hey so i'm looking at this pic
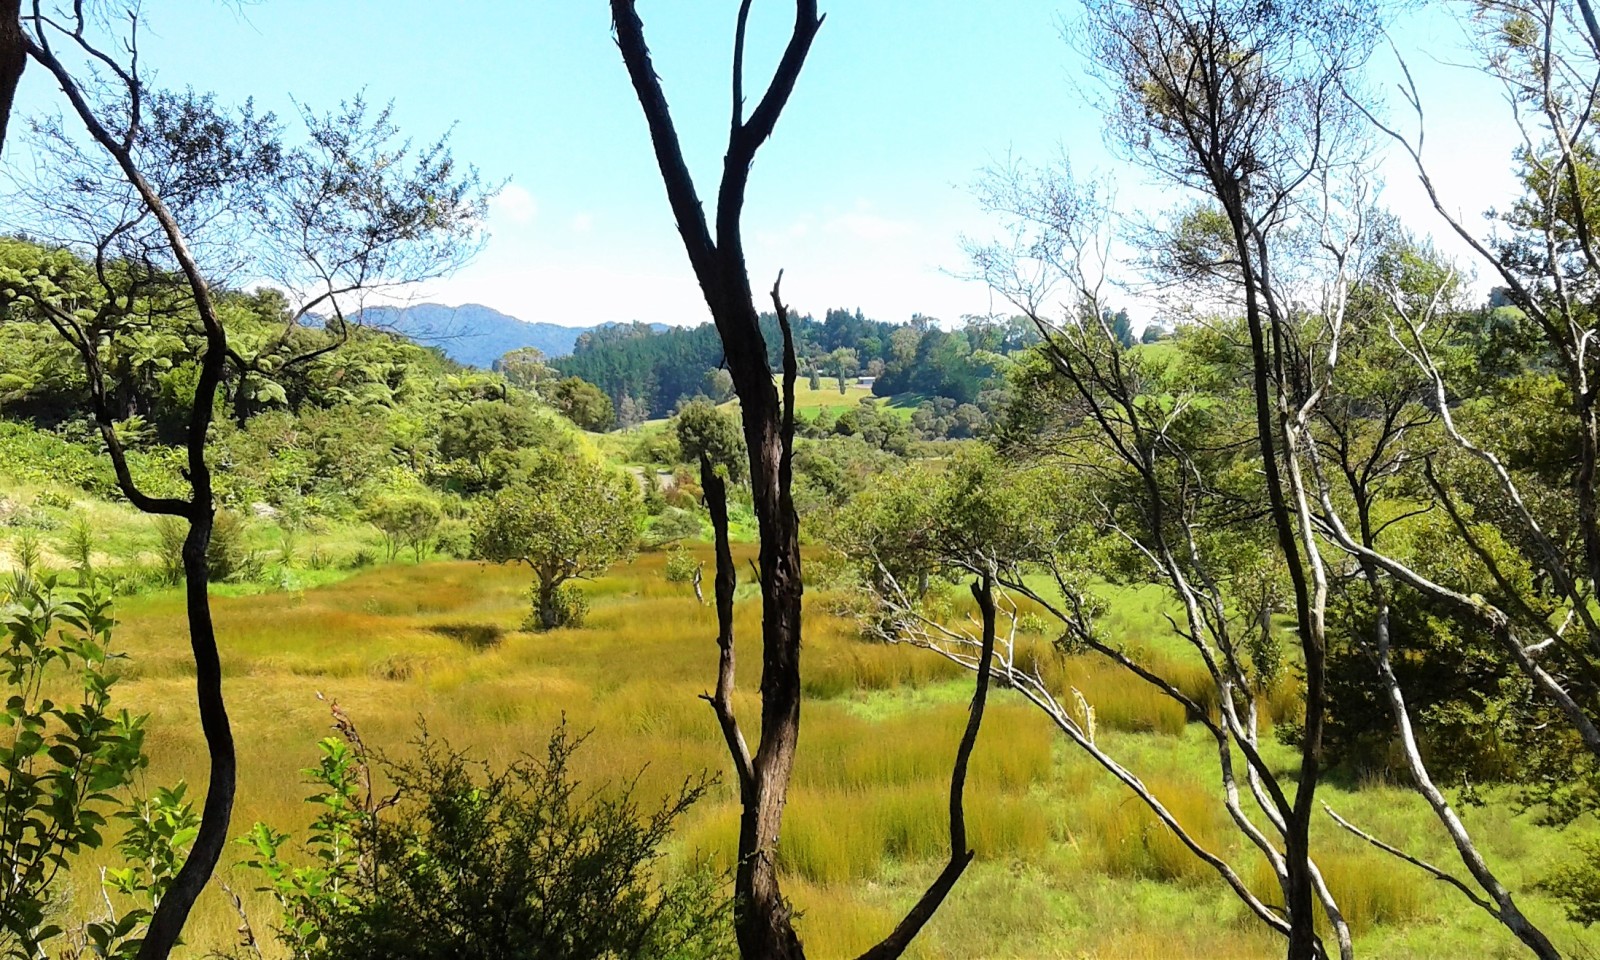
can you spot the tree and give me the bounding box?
[547,376,616,431]
[828,346,859,394]
[673,398,745,483]
[495,346,556,392]
[808,366,822,391]
[437,400,556,492]
[1072,2,1383,954]
[613,4,994,957]
[3,11,488,956]
[364,492,443,563]
[472,457,639,630]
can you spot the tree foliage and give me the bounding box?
[472,458,640,630]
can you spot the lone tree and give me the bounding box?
[613,3,996,957]
[0,9,488,957]
[472,457,640,630]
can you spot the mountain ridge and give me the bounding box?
[352,302,665,368]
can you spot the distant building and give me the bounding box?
[856,376,876,388]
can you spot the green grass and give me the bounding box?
[39,548,1600,959]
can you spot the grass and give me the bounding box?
[38,545,1600,959]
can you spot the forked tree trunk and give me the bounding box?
[615,5,987,958]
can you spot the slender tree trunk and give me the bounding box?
[140,511,235,959]
[0,0,22,159]
[1220,187,1324,960]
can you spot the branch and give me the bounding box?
[856,575,996,960]
[698,455,754,792]
[1322,804,1498,915]
[609,1,717,287]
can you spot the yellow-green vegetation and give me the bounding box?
[58,548,1600,959]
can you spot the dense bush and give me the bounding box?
[238,721,731,960]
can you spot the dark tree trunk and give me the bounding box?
[142,512,236,958]
[0,0,22,159]
[1219,184,1324,960]
[537,578,561,631]
[616,6,981,957]
[611,5,817,955]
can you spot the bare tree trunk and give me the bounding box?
[1220,187,1325,960]
[611,4,817,954]
[145,512,235,959]
[616,6,984,957]
[0,0,20,159]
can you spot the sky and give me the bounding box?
[6,1,1525,330]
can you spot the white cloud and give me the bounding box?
[571,212,594,233]
[489,183,538,225]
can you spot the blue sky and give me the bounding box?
[8,1,1520,328]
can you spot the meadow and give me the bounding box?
[49,538,1600,959]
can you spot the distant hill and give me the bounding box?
[352,303,663,368]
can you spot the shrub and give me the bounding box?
[32,489,72,510]
[152,515,187,585]
[647,508,703,548]
[664,548,701,585]
[62,511,95,573]
[0,579,148,957]
[432,518,474,559]
[207,510,252,582]
[523,583,589,631]
[237,719,731,960]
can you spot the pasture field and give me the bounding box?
[54,549,1600,959]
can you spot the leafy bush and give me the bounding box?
[31,489,72,510]
[663,549,700,584]
[0,579,148,957]
[523,583,589,632]
[237,718,731,960]
[432,518,474,559]
[646,508,703,549]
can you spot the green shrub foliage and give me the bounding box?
[238,720,731,960]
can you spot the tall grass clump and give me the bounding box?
[1077,776,1226,885]
[1247,850,1427,937]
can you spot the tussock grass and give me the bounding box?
[50,545,1600,959]
[1076,774,1225,885]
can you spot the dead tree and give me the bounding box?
[613,3,990,956]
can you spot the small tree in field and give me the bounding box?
[364,493,443,563]
[472,458,640,630]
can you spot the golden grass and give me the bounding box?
[45,547,1599,959]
